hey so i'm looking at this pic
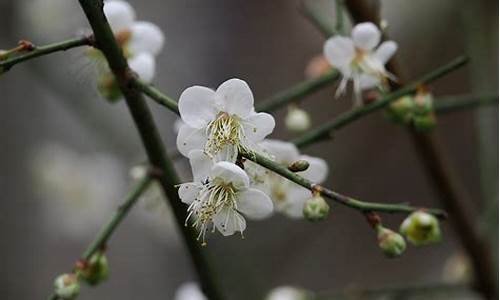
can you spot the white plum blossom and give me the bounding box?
[323,22,398,103]
[174,282,207,300]
[246,139,328,218]
[89,0,165,99]
[176,78,275,161]
[178,150,273,245]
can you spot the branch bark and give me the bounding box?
[76,1,223,299]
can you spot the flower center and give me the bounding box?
[186,181,238,245]
[205,112,244,155]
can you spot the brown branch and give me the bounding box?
[344,1,498,298]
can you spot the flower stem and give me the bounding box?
[0,36,92,73]
[76,1,223,299]
[335,0,346,34]
[256,69,339,113]
[240,148,447,218]
[291,56,469,148]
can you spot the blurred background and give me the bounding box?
[0,0,497,299]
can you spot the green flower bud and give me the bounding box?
[377,226,406,258]
[385,96,415,124]
[285,106,311,133]
[54,273,80,300]
[400,211,441,246]
[97,74,123,102]
[79,252,109,286]
[303,195,330,221]
[288,159,310,172]
[413,113,436,132]
[414,91,434,115]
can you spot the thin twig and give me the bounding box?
[76,1,223,299]
[435,93,498,114]
[132,78,179,114]
[240,148,447,218]
[292,56,468,148]
[335,0,345,34]
[0,36,93,73]
[256,69,339,113]
[48,176,153,300]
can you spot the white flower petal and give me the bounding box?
[259,139,300,164]
[237,188,273,220]
[176,125,207,157]
[174,283,207,300]
[213,144,238,163]
[352,22,381,50]
[188,150,213,182]
[359,73,380,90]
[128,21,165,56]
[178,86,218,129]
[213,207,246,236]
[104,0,136,32]
[129,52,155,82]
[215,78,254,118]
[375,40,398,64]
[279,185,310,219]
[242,112,275,143]
[178,182,202,205]
[323,36,356,72]
[210,161,249,190]
[297,155,329,183]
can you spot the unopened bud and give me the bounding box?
[385,96,414,124]
[285,106,311,133]
[288,159,310,172]
[414,91,434,115]
[54,273,80,300]
[305,55,331,79]
[400,211,441,246]
[303,194,330,221]
[78,252,109,286]
[97,74,122,102]
[129,165,148,180]
[377,226,406,258]
[413,113,436,132]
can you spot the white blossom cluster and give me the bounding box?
[88,0,164,101]
[175,78,329,245]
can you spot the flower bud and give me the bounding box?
[414,91,434,115]
[54,273,80,300]
[305,55,331,79]
[288,159,310,172]
[78,252,109,286]
[285,106,311,133]
[376,226,406,258]
[413,113,436,132]
[97,74,122,102]
[385,96,414,124]
[400,211,441,246]
[303,195,330,221]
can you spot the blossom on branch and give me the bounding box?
[323,22,397,104]
[178,150,273,245]
[88,0,165,101]
[176,78,275,161]
[246,139,328,218]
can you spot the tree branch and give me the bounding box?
[342,1,498,298]
[256,69,339,113]
[76,1,223,299]
[132,79,179,114]
[435,93,498,114]
[240,148,446,218]
[291,56,468,148]
[0,36,92,73]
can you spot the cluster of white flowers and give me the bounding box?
[88,0,164,101]
[323,22,398,105]
[176,78,329,245]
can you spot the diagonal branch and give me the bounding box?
[291,56,468,148]
[76,1,223,299]
[0,36,93,73]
